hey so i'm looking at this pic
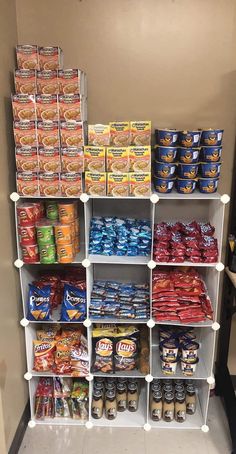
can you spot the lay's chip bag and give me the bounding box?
[60,284,86,321]
[27,284,51,320]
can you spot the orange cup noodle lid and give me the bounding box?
[58,69,81,95]
[107,173,129,197]
[88,124,110,146]
[38,148,61,173]
[37,70,59,95]
[85,171,106,196]
[13,121,37,147]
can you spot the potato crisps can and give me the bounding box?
[39,243,56,264]
[36,222,54,245]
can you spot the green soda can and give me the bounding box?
[46,201,58,221]
[36,221,54,246]
[39,244,56,264]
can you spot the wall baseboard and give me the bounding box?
[8,401,30,454]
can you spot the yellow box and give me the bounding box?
[85,172,106,196]
[109,121,130,147]
[129,146,151,172]
[88,124,110,146]
[130,121,151,146]
[107,173,129,197]
[84,146,105,172]
[129,172,151,197]
[106,147,129,173]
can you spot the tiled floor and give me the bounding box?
[19,397,232,454]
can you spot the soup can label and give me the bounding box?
[39,244,56,264]
[17,204,35,226]
[36,224,54,245]
[19,225,36,245]
[21,244,39,263]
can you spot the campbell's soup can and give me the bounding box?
[56,243,74,263]
[21,244,39,263]
[17,204,35,226]
[32,202,42,221]
[18,225,36,245]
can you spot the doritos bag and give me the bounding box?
[27,284,51,321]
[60,284,86,321]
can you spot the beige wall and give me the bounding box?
[0,0,28,451]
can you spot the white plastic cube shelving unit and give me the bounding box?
[12,190,228,430]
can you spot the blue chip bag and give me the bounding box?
[27,284,51,321]
[60,284,86,322]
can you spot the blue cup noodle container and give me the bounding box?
[200,161,221,178]
[178,163,199,179]
[154,161,177,178]
[198,177,219,193]
[154,176,175,193]
[201,146,222,162]
[178,147,200,163]
[179,130,201,148]
[155,129,179,147]
[155,146,178,163]
[176,178,197,194]
[200,129,224,146]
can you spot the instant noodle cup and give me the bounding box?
[176,178,197,194]
[155,129,179,147]
[46,201,58,221]
[13,121,37,147]
[155,145,177,163]
[59,94,81,121]
[198,177,219,193]
[162,340,179,362]
[129,172,151,197]
[17,204,36,226]
[39,243,56,264]
[178,163,199,179]
[61,173,82,197]
[60,121,85,148]
[16,45,39,70]
[58,202,76,223]
[18,225,36,245]
[199,162,221,178]
[36,94,59,121]
[178,147,200,164]
[180,357,199,376]
[160,356,178,375]
[200,129,224,146]
[178,130,201,148]
[88,124,110,146]
[181,341,199,363]
[21,244,39,263]
[201,146,222,162]
[129,146,151,172]
[39,173,61,197]
[36,221,54,245]
[38,46,63,71]
[154,161,177,178]
[154,176,175,193]
[15,147,39,172]
[14,69,37,95]
[85,172,106,196]
[58,69,82,95]
[107,173,129,197]
[57,243,74,263]
[37,70,59,95]
[61,147,84,173]
[11,94,36,121]
[106,147,129,173]
[84,146,106,172]
[109,121,130,147]
[37,121,60,148]
[38,147,61,172]
[130,121,151,146]
[17,172,39,197]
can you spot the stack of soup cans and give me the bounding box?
[154,128,223,194]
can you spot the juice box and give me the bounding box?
[109,122,130,146]
[16,45,39,70]
[37,70,59,95]
[107,173,129,197]
[37,121,60,148]
[36,94,59,121]
[11,94,36,121]
[38,147,61,172]
[58,69,81,95]
[13,121,37,147]
[38,46,63,70]
[88,124,110,146]
[129,172,151,197]
[84,146,105,172]
[39,173,61,197]
[129,146,151,172]
[17,172,39,196]
[59,94,81,121]
[15,147,39,172]
[106,147,129,173]
[61,173,82,197]
[61,148,84,173]
[14,69,37,95]
[130,121,151,146]
[60,121,85,147]
[85,172,106,196]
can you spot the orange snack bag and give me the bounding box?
[38,46,63,70]
[11,94,36,121]
[37,121,60,148]
[38,147,61,172]
[33,340,56,372]
[16,45,39,70]
[13,121,37,147]
[15,147,39,172]
[14,69,37,95]
[36,94,59,121]
[37,70,59,95]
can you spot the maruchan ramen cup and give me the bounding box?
[61,173,82,197]
[180,357,199,376]
[18,225,36,246]
[39,173,61,197]
[84,146,106,172]
[15,147,39,172]
[21,244,39,263]
[129,146,151,172]
[39,243,56,264]
[130,121,151,146]
[58,202,76,224]
[38,147,61,173]
[88,124,110,146]
[85,172,106,196]
[61,147,84,173]
[36,222,54,246]
[60,121,85,147]
[36,94,59,121]
[17,204,36,226]
[11,94,36,121]
[38,46,63,71]
[58,69,81,95]
[106,147,129,173]
[17,172,39,197]
[129,172,151,197]
[16,45,39,70]
[59,94,81,121]
[178,130,202,148]
[57,243,74,263]
[14,69,37,95]
[37,70,59,95]
[54,223,73,244]
[13,121,37,147]
[107,173,129,197]
[37,121,60,148]
[109,121,130,147]
[160,356,178,375]
[46,201,58,221]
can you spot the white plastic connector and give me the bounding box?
[80,193,89,203]
[144,423,151,432]
[20,318,29,327]
[220,194,230,205]
[145,374,153,383]
[147,319,155,329]
[82,259,91,268]
[85,421,93,429]
[207,376,215,385]
[148,260,156,270]
[14,259,24,269]
[28,420,36,429]
[150,194,159,204]
[212,322,220,331]
[83,318,92,328]
[201,424,209,433]
[86,373,94,382]
[215,262,224,272]
[24,372,32,381]
[10,192,20,202]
